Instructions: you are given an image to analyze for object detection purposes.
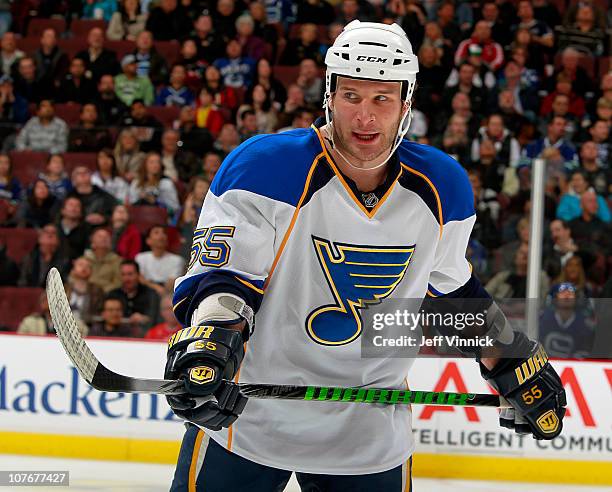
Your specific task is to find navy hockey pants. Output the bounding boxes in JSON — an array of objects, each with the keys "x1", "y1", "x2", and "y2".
[{"x1": 170, "y1": 424, "x2": 413, "y2": 491}]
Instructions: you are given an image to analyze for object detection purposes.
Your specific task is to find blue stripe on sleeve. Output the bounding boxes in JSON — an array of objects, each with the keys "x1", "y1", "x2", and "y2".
[{"x1": 173, "y1": 270, "x2": 264, "y2": 327}]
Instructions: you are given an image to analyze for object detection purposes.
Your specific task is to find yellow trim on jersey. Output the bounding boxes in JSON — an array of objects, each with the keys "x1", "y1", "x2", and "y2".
[
  {"x1": 404, "y1": 456, "x2": 412, "y2": 492},
  {"x1": 400, "y1": 163, "x2": 444, "y2": 239},
  {"x1": 226, "y1": 423, "x2": 234, "y2": 452},
  {"x1": 426, "y1": 290, "x2": 438, "y2": 298},
  {"x1": 313, "y1": 126, "x2": 403, "y2": 219},
  {"x1": 345, "y1": 261, "x2": 408, "y2": 266},
  {"x1": 188, "y1": 429, "x2": 205, "y2": 492},
  {"x1": 1, "y1": 431, "x2": 610, "y2": 485},
  {"x1": 234, "y1": 275, "x2": 265, "y2": 295},
  {"x1": 354, "y1": 284, "x2": 396, "y2": 288},
  {"x1": 349, "y1": 273, "x2": 401, "y2": 278},
  {"x1": 173, "y1": 296, "x2": 188, "y2": 312},
  {"x1": 264, "y1": 153, "x2": 323, "y2": 289}
]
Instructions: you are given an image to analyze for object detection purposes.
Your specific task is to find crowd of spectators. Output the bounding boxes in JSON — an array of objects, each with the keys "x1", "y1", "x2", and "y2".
[{"x1": 0, "y1": 0, "x2": 610, "y2": 356}]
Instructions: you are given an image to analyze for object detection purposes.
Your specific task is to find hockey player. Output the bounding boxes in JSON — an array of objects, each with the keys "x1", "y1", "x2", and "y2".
[{"x1": 166, "y1": 21, "x2": 566, "y2": 491}]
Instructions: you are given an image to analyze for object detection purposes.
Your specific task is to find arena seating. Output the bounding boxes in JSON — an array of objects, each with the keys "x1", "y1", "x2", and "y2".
[
  {"x1": 26, "y1": 18, "x2": 66, "y2": 37},
  {"x1": 0, "y1": 0, "x2": 609, "y2": 343},
  {"x1": 0, "y1": 227, "x2": 38, "y2": 264},
  {"x1": 128, "y1": 206, "x2": 169, "y2": 233},
  {"x1": 0, "y1": 287, "x2": 44, "y2": 330},
  {"x1": 69, "y1": 19, "x2": 106, "y2": 37}
]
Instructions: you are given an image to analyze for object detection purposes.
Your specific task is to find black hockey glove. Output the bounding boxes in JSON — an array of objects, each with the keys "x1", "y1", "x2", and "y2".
[
  {"x1": 480, "y1": 332, "x2": 566, "y2": 440},
  {"x1": 165, "y1": 325, "x2": 248, "y2": 431}
]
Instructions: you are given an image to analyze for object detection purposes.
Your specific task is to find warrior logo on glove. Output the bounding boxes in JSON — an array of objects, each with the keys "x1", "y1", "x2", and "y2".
[
  {"x1": 537, "y1": 410, "x2": 560, "y2": 434},
  {"x1": 189, "y1": 366, "x2": 216, "y2": 385},
  {"x1": 515, "y1": 345, "x2": 548, "y2": 385}
]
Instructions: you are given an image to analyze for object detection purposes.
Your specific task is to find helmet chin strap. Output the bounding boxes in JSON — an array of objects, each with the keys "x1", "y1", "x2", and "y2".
[
  {"x1": 327, "y1": 122, "x2": 390, "y2": 171},
  {"x1": 324, "y1": 98, "x2": 411, "y2": 172}
]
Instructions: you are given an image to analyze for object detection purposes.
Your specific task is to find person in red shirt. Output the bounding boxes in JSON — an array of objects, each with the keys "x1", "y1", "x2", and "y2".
[
  {"x1": 454, "y1": 20, "x2": 504, "y2": 71},
  {"x1": 195, "y1": 86, "x2": 226, "y2": 137},
  {"x1": 144, "y1": 293, "x2": 181, "y2": 340},
  {"x1": 111, "y1": 204, "x2": 142, "y2": 260},
  {"x1": 540, "y1": 73, "x2": 586, "y2": 119}
]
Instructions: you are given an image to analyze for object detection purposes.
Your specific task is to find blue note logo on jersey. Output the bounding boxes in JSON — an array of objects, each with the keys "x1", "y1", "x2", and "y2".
[{"x1": 306, "y1": 236, "x2": 415, "y2": 346}]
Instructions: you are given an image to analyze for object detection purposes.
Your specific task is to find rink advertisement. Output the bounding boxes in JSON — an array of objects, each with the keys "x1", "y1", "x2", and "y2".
[
  {"x1": 0, "y1": 334, "x2": 610, "y2": 483},
  {"x1": 411, "y1": 357, "x2": 611, "y2": 460}
]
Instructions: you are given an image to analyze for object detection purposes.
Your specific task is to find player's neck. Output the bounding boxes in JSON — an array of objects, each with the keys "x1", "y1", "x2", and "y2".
[{"x1": 336, "y1": 157, "x2": 388, "y2": 192}]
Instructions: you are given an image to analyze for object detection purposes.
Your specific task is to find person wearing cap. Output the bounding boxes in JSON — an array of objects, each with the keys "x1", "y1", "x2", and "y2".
[
  {"x1": 166, "y1": 21, "x2": 566, "y2": 490},
  {"x1": 113, "y1": 53, "x2": 154, "y2": 106},
  {"x1": 539, "y1": 282, "x2": 594, "y2": 358},
  {"x1": 444, "y1": 43, "x2": 497, "y2": 93}
]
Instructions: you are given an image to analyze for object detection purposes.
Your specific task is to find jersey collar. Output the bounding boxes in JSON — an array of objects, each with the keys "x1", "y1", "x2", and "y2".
[{"x1": 311, "y1": 119, "x2": 402, "y2": 219}]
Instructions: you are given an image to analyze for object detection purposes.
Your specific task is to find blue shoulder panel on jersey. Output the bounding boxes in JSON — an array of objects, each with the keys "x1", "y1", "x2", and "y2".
[
  {"x1": 398, "y1": 141, "x2": 475, "y2": 224},
  {"x1": 210, "y1": 129, "x2": 322, "y2": 207}
]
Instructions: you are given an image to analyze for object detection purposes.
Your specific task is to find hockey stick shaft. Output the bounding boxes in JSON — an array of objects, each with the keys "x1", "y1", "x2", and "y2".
[
  {"x1": 237, "y1": 383, "x2": 507, "y2": 407},
  {"x1": 46, "y1": 268, "x2": 509, "y2": 407}
]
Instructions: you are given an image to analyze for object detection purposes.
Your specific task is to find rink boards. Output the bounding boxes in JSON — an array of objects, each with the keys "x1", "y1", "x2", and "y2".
[{"x1": 0, "y1": 334, "x2": 610, "y2": 485}]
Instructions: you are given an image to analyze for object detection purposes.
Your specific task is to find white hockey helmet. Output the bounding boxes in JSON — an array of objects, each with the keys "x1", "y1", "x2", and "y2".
[{"x1": 324, "y1": 21, "x2": 419, "y2": 151}]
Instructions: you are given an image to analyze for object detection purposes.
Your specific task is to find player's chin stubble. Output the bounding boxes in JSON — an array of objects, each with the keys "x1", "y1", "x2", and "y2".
[{"x1": 332, "y1": 123, "x2": 397, "y2": 166}]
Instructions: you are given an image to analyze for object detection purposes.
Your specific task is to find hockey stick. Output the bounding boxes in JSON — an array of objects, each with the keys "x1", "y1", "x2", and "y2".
[{"x1": 46, "y1": 268, "x2": 510, "y2": 407}]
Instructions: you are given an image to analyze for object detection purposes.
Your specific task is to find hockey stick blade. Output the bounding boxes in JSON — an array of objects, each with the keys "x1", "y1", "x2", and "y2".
[
  {"x1": 46, "y1": 268, "x2": 509, "y2": 406},
  {"x1": 46, "y1": 267, "x2": 185, "y2": 395}
]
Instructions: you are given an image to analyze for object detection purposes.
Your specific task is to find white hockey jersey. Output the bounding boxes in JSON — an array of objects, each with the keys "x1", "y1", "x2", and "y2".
[{"x1": 173, "y1": 122, "x2": 476, "y2": 474}]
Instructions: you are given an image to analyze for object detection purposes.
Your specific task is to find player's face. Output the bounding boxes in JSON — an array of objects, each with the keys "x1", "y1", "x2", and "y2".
[{"x1": 331, "y1": 77, "x2": 404, "y2": 167}]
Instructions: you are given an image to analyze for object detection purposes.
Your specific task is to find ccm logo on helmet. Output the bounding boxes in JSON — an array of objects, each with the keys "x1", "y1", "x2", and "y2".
[{"x1": 356, "y1": 55, "x2": 387, "y2": 63}]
